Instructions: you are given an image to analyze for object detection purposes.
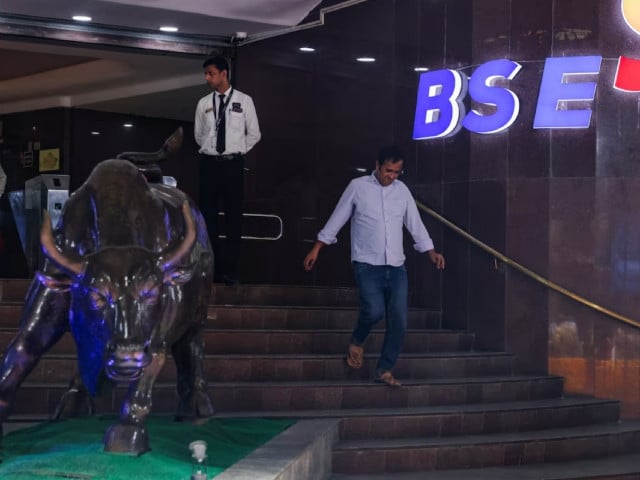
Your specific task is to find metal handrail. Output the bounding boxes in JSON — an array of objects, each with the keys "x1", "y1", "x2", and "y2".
[{"x1": 415, "y1": 199, "x2": 640, "y2": 329}]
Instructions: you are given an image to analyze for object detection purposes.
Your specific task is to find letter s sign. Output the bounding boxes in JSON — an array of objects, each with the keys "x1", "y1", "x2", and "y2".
[{"x1": 461, "y1": 59, "x2": 522, "y2": 134}]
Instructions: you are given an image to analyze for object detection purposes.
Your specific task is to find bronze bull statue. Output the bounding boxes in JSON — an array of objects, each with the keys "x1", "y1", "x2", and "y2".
[{"x1": 0, "y1": 128, "x2": 214, "y2": 454}]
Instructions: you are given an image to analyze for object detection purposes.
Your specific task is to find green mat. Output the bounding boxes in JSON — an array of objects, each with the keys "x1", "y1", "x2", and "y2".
[{"x1": 0, "y1": 416, "x2": 294, "y2": 480}]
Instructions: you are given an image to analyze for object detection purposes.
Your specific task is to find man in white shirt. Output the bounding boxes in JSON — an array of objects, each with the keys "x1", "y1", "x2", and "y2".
[
  {"x1": 303, "y1": 146, "x2": 445, "y2": 386},
  {"x1": 194, "y1": 56, "x2": 261, "y2": 286}
]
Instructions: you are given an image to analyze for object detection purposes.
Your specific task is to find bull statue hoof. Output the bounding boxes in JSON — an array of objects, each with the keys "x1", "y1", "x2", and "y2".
[
  {"x1": 52, "y1": 378, "x2": 95, "y2": 420},
  {"x1": 175, "y1": 389, "x2": 216, "y2": 421},
  {"x1": 103, "y1": 423, "x2": 149, "y2": 455}
]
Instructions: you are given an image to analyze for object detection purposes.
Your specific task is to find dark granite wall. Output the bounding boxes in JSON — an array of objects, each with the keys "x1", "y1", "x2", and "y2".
[{"x1": 234, "y1": 0, "x2": 465, "y2": 306}]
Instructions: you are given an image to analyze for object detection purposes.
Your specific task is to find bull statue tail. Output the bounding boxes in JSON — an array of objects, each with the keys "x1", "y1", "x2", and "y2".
[
  {"x1": 116, "y1": 127, "x2": 183, "y2": 183},
  {"x1": 116, "y1": 127, "x2": 183, "y2": 165}
]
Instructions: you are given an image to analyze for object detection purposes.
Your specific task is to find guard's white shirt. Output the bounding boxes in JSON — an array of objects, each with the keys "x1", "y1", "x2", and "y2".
[
  {"x1": 318, "y1": 172, "x2": 434, "y2": 266},
  {"x1": 194, "y1": 86, "x2": 261, "y2": 155}
]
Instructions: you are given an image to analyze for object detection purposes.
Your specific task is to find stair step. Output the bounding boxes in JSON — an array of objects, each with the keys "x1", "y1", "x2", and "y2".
[
  {"x1": 178, "y1": 398, "x2": 620, "y2": 437},
  {"x1": 2, "y1": 398, "x2": 622, "y2": 442},
  {"x1": 337, "y1": 397, "x2": 621, "y2": 440},
  {"x1": 0, "y1": 280, "x2": 30, "y2": 302},
  {"x1": 16, "y1": 351, "x2": 513, "y2": 383},
  {"x1": 211, "y1": 283, "x2": 360, "y2": 306},
  {"x1": 0, "y1": 279, "x2": 361, "y2": 306},
  {"x1": 328, "y1": 452, "x2": 640, "y2": 479},
  {"x1": 209, "y1": 397, "x2": 619, "y2": 421},
  {"x1": 332, "y1": 421, "x2": 640, "y2": 474},
  {"x1": 176, "y1": 352, "x2": 514, "y2": 381},
  {"x1": 204, "y1": 330, "x2": 473, "y2": 354},
  {"x1": 0, "y1": 329, "x2": 466, "y2": 356},
  {"x1": 0, "y1": 304, "x2": 442, "y2": 330},
  {"x1": 180, "y1": 376, "x2": 562, "y2": 411},
  {"x1": 207, "y1": 306, "x2": 441, "y2": 330},
  {"x1": 4, "y1": 398, "x2": 622, "y2": 452},
  {"x1": 8, "y1": 375, "x2": 563, "y2": 415}
]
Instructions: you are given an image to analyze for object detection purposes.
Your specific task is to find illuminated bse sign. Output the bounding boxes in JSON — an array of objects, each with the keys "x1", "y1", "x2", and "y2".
[{"x1": 412, "y1": 55, "x2": 617, "y2": 140}]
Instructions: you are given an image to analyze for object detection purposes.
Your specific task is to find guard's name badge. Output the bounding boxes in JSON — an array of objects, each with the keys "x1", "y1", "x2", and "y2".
[{"x1": 231, "y1": 103, "x2": 243, "y2": 113}]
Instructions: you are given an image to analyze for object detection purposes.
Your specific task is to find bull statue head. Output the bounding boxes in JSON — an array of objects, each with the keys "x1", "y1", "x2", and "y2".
[{"x1": 36, "y1": 201, "x2": 197, "y2": 392}]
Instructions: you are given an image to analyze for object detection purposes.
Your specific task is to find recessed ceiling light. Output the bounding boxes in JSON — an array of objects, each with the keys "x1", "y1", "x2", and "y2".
[
  {"x1": 356, "y1": 57, "x2": 376, "y2": 63},
  {"x1": 123, "y1": 123, "x2": 133, "y2": 128},
  {"x1": 72, "y1": 15, "x2": 92, "y2": 22},
  {"x1": 91, "y1": 131, "x2": 100, "y2": 135},
  {"x1": 414, "y1": 67, "x2": 429, "y2": 72},
  {"x1": 356, "y1": 167, "x2": 367, "y2": 172},
  {"x1": 159, "y1": 26, "x2": 178, "y2": 32},
  {"x1": 299, "y1": 46, "x2": 315, "y2": 52}
]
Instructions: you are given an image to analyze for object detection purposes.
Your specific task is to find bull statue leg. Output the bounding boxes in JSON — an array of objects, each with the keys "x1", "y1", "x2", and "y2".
[
  {"x1": 172, "y1": 326, "x2": 215, "y2": 421},
  {"x1": 0, "y1": 282, "x2": 70, "y2": 441},
  {"x1": 103, "y1": 352, "x2": 166, "y2": 455}
]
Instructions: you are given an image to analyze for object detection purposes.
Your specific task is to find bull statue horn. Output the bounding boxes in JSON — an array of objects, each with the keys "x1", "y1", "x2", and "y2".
[
  {"x1": 116, "y1": 127, "x2": 183, "y2": 165},
  {"x1": 159, "y1": 201, "x2": 197, "y2": 271},
  {"x1": 40, "y1": 210, "x2": 84, "y2": 275}
]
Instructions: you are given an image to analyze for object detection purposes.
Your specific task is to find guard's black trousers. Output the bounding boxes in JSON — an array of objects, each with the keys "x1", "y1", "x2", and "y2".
[{"x1": 199, "y1": 154, "x2": 244, "y2": 281}]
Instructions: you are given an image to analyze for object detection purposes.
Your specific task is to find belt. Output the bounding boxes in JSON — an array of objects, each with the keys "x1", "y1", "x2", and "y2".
[{"x1": 203, "y1": 153, "x2": 242, "y2": 161}]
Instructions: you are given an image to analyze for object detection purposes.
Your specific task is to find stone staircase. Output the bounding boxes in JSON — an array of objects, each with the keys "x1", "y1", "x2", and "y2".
[{"x1": 1, "y1": 279, "x2": 640, "y2": 479}]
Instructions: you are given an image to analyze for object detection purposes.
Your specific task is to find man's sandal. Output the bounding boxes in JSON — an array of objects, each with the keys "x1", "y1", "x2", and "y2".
[
  {"x1": 345, "y1": 344, "x2": 364, "y2": 369},
  {"x1": 374, "y1": 370, "x2": 402, "y2": 387}
]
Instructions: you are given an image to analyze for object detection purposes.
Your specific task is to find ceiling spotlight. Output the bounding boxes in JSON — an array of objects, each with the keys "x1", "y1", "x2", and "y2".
[
  {"x1": 414, "y1": 66, "x2": 429, "y2": 72},
  {"x1": 299, "y1": 46, "x2": 315, "y2": 52},
  {"x1": 72, "y1": 15, "x2": 92, "y2": 22},
  {"x1": 123, "y1": 123, "x2": 133, "y2": 128},
  {"x1": 356, "y1": 167, "x2": 367, "y2": 172},
  {"x1": 159, "y1": 26, "x2": 178, "y2": 32},
  {"x1": 91, "y1": 131, "x2": 100, "y2": 135},
  {"x1": 356, "y1": 57, "x2": 376, "y2": 63}
]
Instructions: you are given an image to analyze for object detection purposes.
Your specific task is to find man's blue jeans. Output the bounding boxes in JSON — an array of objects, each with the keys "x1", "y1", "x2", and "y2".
[{"x1": 351, "y1": 261, "x2": 408, "y2": 372}]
